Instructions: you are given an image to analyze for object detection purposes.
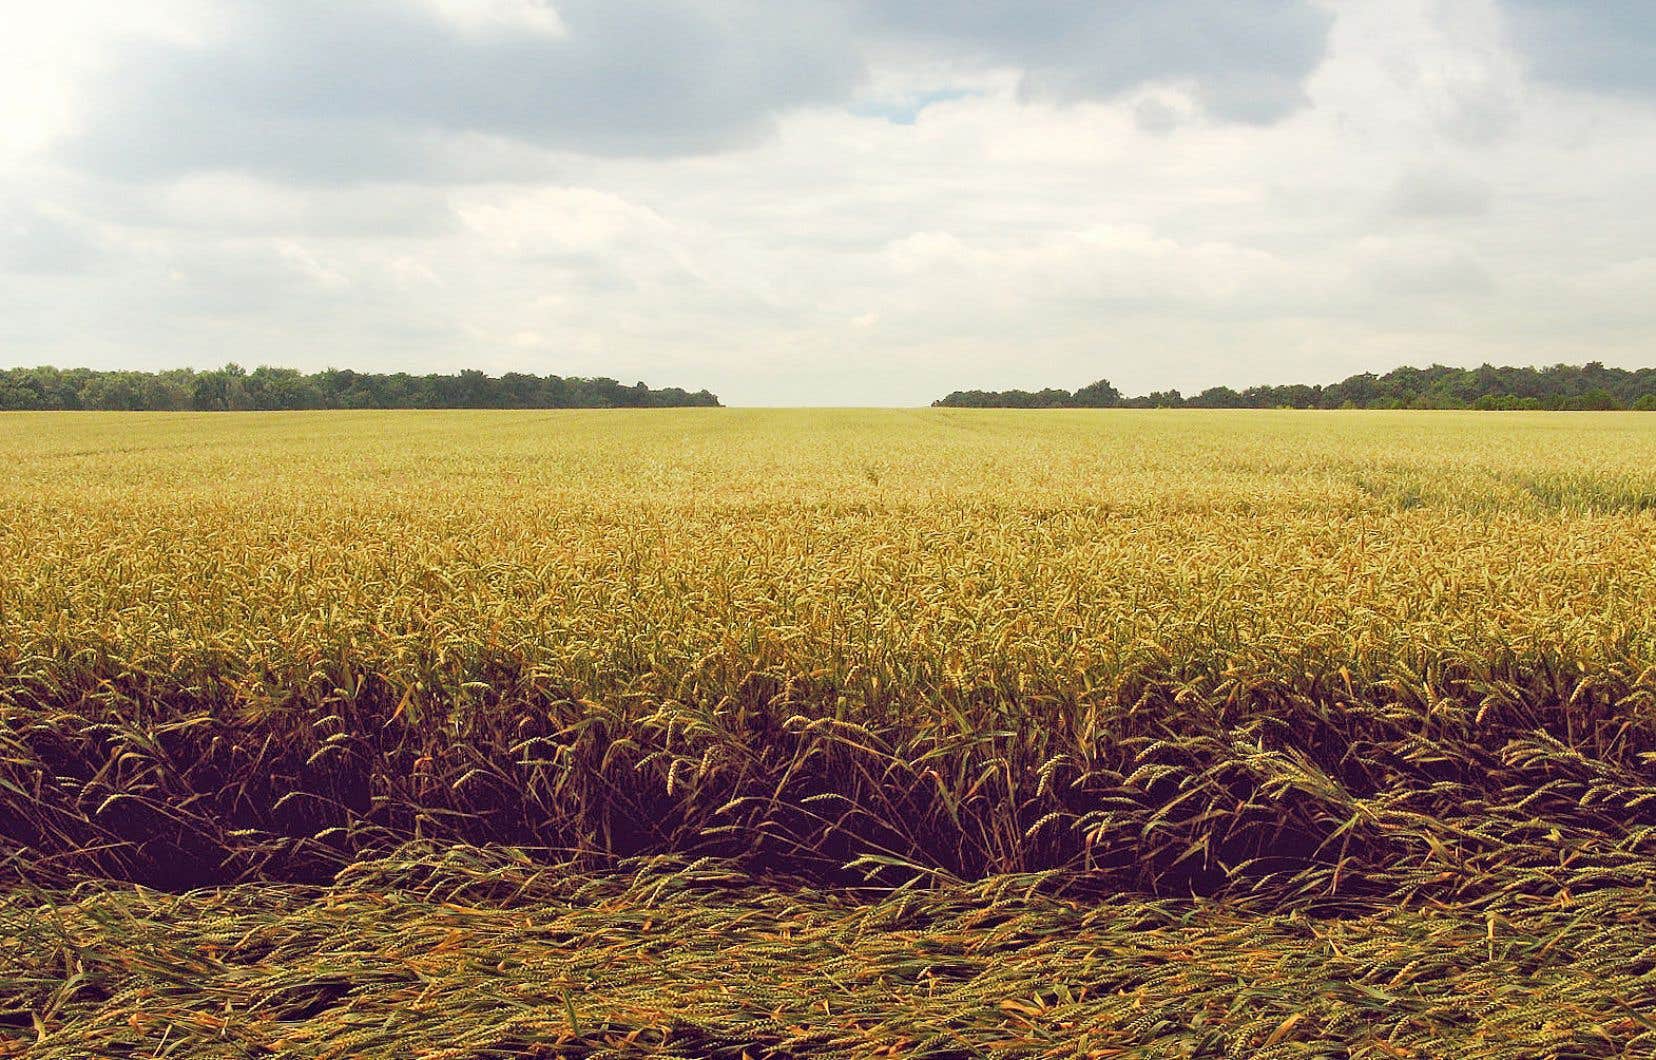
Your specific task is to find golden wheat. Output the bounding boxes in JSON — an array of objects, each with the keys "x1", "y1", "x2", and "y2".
[{"x1": 2, "y1": 409, "x2": 1654, "y2": 1055}]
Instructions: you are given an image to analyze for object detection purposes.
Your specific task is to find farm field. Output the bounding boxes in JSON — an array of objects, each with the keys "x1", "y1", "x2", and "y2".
[{"x1": 2, "y1": 408, "x2": 1656, "y2": 1056}]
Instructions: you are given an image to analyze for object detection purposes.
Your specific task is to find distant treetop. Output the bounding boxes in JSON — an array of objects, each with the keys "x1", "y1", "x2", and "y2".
[
  {"x1": 0, "y1": 365, "x2": 721, "y2": 411},
  {"x1": 934, "y1": 362, "x2": 1656, "y2": 411}
]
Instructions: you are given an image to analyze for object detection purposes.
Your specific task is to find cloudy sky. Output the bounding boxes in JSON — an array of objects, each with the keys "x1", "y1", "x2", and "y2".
[{"x1": 2, "y1": 1, "x2": 1653, "y2": 405}]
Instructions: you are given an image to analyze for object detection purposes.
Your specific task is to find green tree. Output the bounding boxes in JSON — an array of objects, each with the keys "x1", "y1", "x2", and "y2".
[{"x1": 1071, "y1": 379, "x2": 1122, "y2": 407}]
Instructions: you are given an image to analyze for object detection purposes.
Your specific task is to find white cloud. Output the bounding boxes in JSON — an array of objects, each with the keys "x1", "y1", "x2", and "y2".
[
  {"x1": 1, "y1": 0, "x2": 1654, "y2": 403},
  {"x1": 424, "y1": 0, "x2": 568, "y2": 38}
]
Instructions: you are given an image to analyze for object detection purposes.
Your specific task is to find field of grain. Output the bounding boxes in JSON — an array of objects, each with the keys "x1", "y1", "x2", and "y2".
[{"x1": 2, "y1": 409, "x2": 1655, "y2": 1057}]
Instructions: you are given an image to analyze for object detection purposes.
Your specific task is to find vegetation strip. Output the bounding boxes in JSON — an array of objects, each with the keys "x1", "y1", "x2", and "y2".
[
  {"x1": 0, "y1": 366, "x2": 720, "y2": 411},
  {"x1": 935, "y1": 361, "x2": 1656, "y2": 409}
]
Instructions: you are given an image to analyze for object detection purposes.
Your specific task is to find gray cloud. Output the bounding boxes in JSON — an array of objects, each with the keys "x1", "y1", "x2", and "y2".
[
  {"x1": 1504, "y1": 1, "x2": 1656, "y2": 97},
  {"x1": 1358, "y1": 237, "x2": 1495, "y2": 298},
  {"x1": 852, "y1": 0, "x2": 1334, "y2": 123},
  {"x1": 65, "y1": 0, "x2": 864, "y2": 181},
  {"x1": 0, "y1": 200, "x2": 100, "y2": 274},
  {"x1": 1434, "y1": 82, "x2": 1519, "y2": 147},
  {"x1": 1387, "y1": 169, "x2": 1494, "y2": 219},
  {"x1": 1132, "y1": 97, "x2": 1182, "y2": 135},
  {"x1": 61, "y1": 0, "x2": 1337, "y2": 185}
]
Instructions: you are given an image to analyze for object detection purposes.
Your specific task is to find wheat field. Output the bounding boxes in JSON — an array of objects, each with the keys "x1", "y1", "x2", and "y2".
[{"x1": 2, "y1": 409, "x2": 1655, "y2": 1056}]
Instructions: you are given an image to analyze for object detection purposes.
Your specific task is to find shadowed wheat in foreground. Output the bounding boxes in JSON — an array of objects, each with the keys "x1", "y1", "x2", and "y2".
[{"x1": 2, "y1": 409, "x2": 1654, "y2": 1056}]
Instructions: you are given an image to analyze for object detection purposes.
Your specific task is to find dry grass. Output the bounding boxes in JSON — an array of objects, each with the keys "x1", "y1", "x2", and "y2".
[
  {"x1": 2, "y1": 409, "x2": 1654, "y2": 1055},
  {"x1": 6, "y1": 845, "x2": 1654, "y2": 1058}
]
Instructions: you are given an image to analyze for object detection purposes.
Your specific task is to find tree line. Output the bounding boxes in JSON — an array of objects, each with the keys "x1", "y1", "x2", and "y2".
[
  {"x1": 0, "y1": 365, "x2": 721, "y2": 411},
  {"x1": 934, "y1": 362, "x2": 1656, "y2": 411}
]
